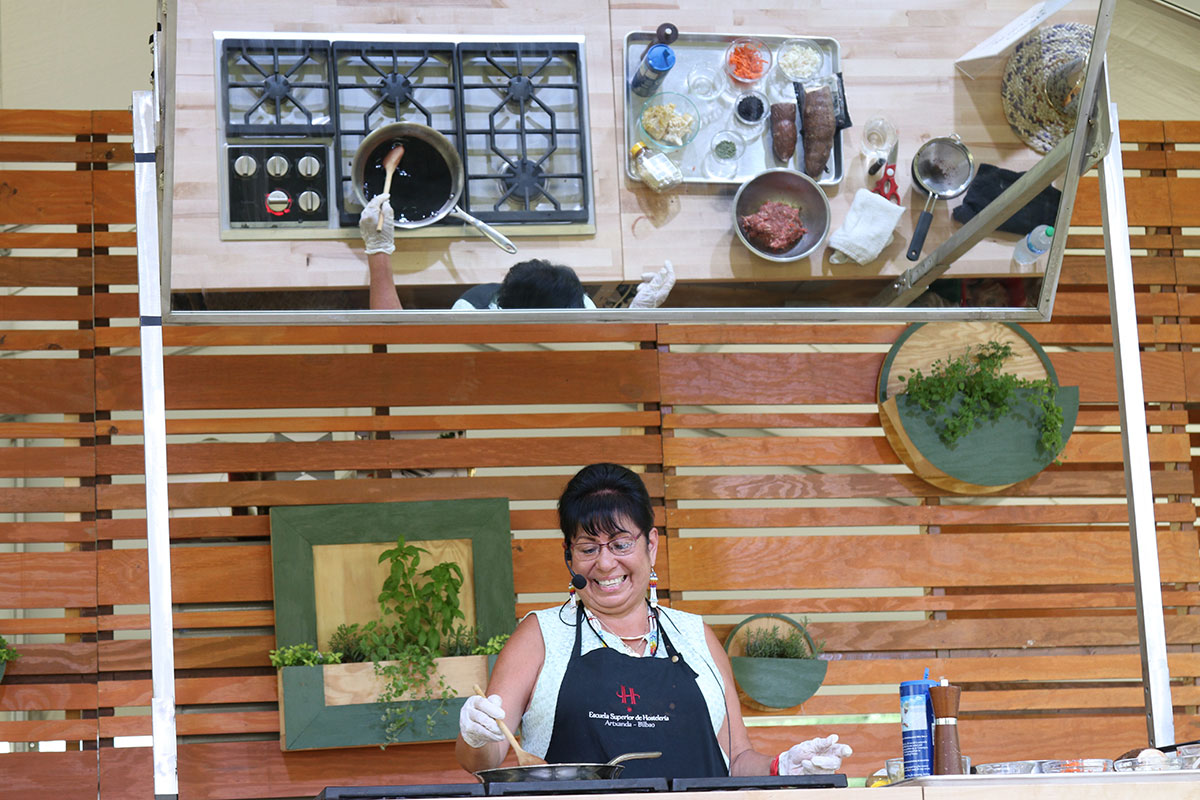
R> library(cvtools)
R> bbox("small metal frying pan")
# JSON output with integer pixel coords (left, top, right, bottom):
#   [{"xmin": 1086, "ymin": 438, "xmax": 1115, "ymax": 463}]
[
  {"xmin": 475, "ymin": 751, "xmax": 662, "ymax": 785},
  {"xmin": 906, "ymin": 134, "xmax": 975, "ymax": 261}
]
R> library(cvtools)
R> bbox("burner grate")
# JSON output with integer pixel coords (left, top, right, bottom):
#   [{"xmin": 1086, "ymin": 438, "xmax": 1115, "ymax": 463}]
[
  {"xmin": 316, "ymin": 783, "xmax": 484, "ymax": 800},
  {"xmin": 485, "ymin": 778, "xmax": 668, "ymax": 796},
  {"xmin": 221, "ymin": 40, "xmax": 333, "ymax": 136},
  {"xmin": 457, "ymin": 42, "xmax": 589, "ymax": 224},
  {"xmin": 331, "ymin": 41, "xmax": 458, "ymax": 226},
  {"xmin": 669, "ymin": 775, "xmax": 849, "ymax": 791}
]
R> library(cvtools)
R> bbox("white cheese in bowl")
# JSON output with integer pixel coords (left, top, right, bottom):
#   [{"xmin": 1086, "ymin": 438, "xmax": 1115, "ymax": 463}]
[{"xmin": 778, "ymin": 41, "xmax": 821, "ymax": 80}]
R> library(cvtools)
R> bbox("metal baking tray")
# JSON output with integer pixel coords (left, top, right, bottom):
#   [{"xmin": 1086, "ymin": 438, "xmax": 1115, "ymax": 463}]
[{"xmin": 623, "ymin": 31, "xmax": 844, "ymax": 187}]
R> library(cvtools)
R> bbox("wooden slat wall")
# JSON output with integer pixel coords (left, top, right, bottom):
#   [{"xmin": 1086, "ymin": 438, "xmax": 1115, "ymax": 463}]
[
  {"xmin": 659, "ymin": 118, "xmax": 1200, "ymax": 775},
  {"xmin": 91, "ymin": 315, "xmax": 664, "ymax": 799},
  {"xmin": 0, "ymin": 109, "xmax": 134, "ymax": 800},
  {"xmin": 2, "ymin": 113, "xmax": 1200, "ymax": 798}
]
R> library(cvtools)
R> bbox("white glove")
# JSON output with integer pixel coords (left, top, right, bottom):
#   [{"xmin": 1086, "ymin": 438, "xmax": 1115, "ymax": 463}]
[
  {"xmin": 359, "ymin": 194, "xmax": 395, "ymax": 255},
  {"xmin": 629, "ymin": 259, "xmax": 675, "ymax": 309},
  {"xmin": 777, "ymin": 734, "xmax": 853, "ymax": 775},
  {"xmin": 459, "ymin": 693, "xmax": 506, "ymax": 749}
]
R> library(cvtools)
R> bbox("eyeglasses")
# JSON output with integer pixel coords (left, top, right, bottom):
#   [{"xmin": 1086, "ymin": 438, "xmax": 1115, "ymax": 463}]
[{"xmin": 570, "ymin": 533, "xmax": 642, "ymax": 563}]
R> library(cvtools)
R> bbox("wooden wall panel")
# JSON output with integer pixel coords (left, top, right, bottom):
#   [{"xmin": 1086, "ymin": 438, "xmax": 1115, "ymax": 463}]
[{"xmin": 3, "ymin": 113, "xmax": 1200, "ymax": 799}]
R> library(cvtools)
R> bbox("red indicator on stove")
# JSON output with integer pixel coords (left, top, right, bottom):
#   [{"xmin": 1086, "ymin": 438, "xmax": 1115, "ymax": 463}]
[{"xmin": 264, "ymin": 189, "xmax": 292, "ymax": 216}]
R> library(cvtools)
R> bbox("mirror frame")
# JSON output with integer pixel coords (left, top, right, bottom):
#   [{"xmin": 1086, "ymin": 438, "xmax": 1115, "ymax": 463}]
[{"xmin": 155, "ymin": 0, "xmax": 1115, "ymax": 326}]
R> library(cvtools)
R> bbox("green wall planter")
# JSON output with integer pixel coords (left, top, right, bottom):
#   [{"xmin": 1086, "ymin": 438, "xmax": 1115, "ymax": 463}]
[
  {"xmin": 724, "ymin": 614, "xmax": 827, "ymax": 710},
  {"xmin": 270, "ymin": 498, "xmax": 515, "ymax": 750}
]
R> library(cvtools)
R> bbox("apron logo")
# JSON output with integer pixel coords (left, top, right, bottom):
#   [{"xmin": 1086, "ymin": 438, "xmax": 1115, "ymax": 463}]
[{"xmin": 617, "ymin": 684, "xmax": 640, "ymax": 711}]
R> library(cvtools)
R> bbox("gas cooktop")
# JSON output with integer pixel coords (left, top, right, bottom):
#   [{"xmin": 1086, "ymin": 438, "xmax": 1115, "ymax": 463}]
[
  {"xmin": 213, "ymin": 32, "xmax": 595, "ymax": 241},
  {"xmin": 315, "ymin": 775, "xmax": 848, "ymax": 799}
]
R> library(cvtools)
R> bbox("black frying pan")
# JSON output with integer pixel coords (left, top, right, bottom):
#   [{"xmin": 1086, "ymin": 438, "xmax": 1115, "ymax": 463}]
[{"xmin": 474, "ymin": 751, "xmax": 661, "ymax": 785}]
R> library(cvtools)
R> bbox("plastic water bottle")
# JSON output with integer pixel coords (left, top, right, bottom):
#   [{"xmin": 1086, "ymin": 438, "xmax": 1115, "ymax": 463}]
[{"xmin": 1013, "ymin": 224, "xmax": 1054, "ymax": 266}]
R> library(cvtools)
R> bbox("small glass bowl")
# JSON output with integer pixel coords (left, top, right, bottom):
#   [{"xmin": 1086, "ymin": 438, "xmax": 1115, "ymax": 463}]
[
  {"xmin": 703, "ymin": 129, "xmax": 745, "ymax": 180},
  {"xmin": 884, "ymin": 755, "xmax": 971, "ymax": 781},
  {"xmin": 1040, "ymin": 758, "xmax": 1113, "ymax": 773},
  {"xmin": 732, "ymin": 90, "xmax": 769, "ymax": 128},
  {"xmin": 637, "ymin": 91, "xmax": 701, "ymax": 152},
  {"xmin": 686, "ymin": 64, "xmax": 723, "ymax": 102},
  {"xmin": 724, "ymin": 37, "xmax": 772, "ymax": 84},
  {"xmin": 974, "ymin": 761, "xmax": 1038, "ymax": 775},
  {"xmin": 776, "ymin": 38, "xmax": 824, "ymax": 82},
  {"xmin": 1114, "ymin": 753, "xmax": 1182, "ymax": 772},
  {"xmin": 1177, "ymin": 743, "xmax": 1200, "ymax": 769}
]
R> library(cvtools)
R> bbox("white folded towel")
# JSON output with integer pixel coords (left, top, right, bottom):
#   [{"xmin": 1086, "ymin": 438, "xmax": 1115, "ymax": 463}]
[{"xmin": 828, "ymin": 188, "xmax": 906, "ymax": 265}]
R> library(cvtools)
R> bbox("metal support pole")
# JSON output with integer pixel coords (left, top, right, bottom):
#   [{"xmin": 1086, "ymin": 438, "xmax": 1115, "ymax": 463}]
[
  {"xmin": 133, "ymin": 89, "xmax": 180, "ymax": 799},
  {"xmin": 1098, "ymin": 86, "xmax": 1175, "ymax": 747}
]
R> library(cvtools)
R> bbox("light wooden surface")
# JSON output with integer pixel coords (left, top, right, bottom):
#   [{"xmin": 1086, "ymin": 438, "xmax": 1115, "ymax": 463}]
[{"xmin": 169, "ymin": 0, "xmax": 1102, "ymax": 293}]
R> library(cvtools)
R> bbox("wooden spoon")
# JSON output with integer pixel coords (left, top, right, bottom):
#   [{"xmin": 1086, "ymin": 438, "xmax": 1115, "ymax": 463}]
[
  {"xmin": 375, "ymin": 143, "xmax": 405, "ymax": 231},
  {"xmin": 472, "ymin": 684, "xmax": 546, "ymax": 767}
]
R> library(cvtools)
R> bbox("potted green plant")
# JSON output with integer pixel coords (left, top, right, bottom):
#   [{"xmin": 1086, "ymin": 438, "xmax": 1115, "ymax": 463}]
[
  {"xmin": 0, "ymin": 634, "xmax": 19, "ymax": 683},
  {"xmin": 878, "ymin": 325, "xmax": 1079, "ymax": 493},
  {"xmin": 724, "ymin": 614, "xmax": 827, "ymax": 710},
  {"xmin": 272, "ymin": 535, "xmax": 512, "ymax": 749}
]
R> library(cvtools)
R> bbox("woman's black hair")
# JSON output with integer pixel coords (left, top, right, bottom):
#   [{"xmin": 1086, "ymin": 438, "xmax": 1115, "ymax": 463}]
[
  {"xmin": 496, "ymin": 259, "xmax": 586, "ymax": 309},
  {"xmin": 557, "ymin": 463, "xmax": 654, "ymax": 544}
]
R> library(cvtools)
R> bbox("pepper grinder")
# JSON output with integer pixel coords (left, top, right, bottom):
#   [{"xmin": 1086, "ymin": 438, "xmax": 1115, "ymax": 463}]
[{"xmin": 929, "ymin": 678, "xmax": 963, "ymax": 775}]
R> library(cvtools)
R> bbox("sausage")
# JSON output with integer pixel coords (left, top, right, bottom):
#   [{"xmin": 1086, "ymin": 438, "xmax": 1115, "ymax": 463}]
[
  {"xmin": 801, "ymin": 86, "xmax": 835, "ymax": 177},
  {"xmin": 770, "ymin": 102, "xmax": 797, "ymax": 162}
]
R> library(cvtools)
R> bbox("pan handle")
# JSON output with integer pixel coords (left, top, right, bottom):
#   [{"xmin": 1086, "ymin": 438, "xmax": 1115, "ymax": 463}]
[
  {"xmin": 449, "ymin": 207, "xmax": 518, "ymax": 255},
  {"xmin": 605, "ymin": 751, "xmax": 662, "ymax": 766},
  {"xmin": 906, "ymin": 193, "xmax": 938, "ymax": 262}
]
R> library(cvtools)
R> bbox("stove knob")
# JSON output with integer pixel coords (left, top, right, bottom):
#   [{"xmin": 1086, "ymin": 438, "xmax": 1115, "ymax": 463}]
[
  {"xmin": 232, "ymin": 154, "xmax": 257, "ymax": 178},
  {"xmin": 297, "ymin": 190, "xmax": 322, "ymax": 214},
  {"xmin": 265, "ymin": 154, "xmax": 290, "ymax": 178},
  {"xmin": 265, "ymin": 189, "xmax": 292, "ymax": 216},
  {"xmin": 297, "ymin": 155, "xmax": 322, "ymax": 179}
]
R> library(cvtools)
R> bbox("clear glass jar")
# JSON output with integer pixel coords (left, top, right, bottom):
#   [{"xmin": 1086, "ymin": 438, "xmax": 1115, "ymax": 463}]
[{"xmin": 630, "ymin": 141, "xmax": 682, "ymax": 193}]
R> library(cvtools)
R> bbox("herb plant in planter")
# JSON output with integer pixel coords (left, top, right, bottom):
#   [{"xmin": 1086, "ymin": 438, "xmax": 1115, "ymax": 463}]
[
  {"xmin": 723, "ymin": 614, "xmax": 827, "ymax": 710},
  {"xmin": 0, "ymin": 634, "xmax": 19, "ymax": 683},
  {"xmin": 268, "ymin": 497, "xmax": 516, "ymax": 751},
  {"xmin": 878, "ymin": 323, "xmax": 1079, "ymax": 494}
]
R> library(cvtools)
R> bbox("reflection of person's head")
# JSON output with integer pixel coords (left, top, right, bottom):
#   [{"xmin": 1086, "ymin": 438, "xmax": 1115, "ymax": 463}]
[
  {"xmin": 496, "ymin": 259, "xmax": 585, "ymax": 309},
  {"xmin": 557, "ymin": 463, "xmax": 654, "ymax": 545}
]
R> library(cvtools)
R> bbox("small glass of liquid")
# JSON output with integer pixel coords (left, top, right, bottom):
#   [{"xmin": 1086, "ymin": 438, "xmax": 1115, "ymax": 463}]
[{"xmin": 860, "ymin": 117, "xmax": 898, "ymax": 161}]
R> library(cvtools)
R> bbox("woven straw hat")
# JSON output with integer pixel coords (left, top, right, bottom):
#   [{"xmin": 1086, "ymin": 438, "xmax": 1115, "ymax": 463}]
[{"xmin": 1001, "ymin": 23, "xmax": 1095, "ymax": 154}]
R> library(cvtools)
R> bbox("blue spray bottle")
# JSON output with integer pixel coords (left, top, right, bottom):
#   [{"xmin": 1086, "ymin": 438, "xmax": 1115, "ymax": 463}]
[{"xmin": 899, "ymin": 668, "xmax": 938, "ymax": 779}]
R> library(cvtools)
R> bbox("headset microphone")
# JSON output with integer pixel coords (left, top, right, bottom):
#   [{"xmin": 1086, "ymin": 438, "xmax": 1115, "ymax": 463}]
[{"xmin": 564, "ymin": 549, "xmax": 587, "ymax": 590}]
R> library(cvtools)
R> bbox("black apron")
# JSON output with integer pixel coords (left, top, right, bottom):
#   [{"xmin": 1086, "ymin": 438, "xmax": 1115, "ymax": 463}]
[{"xmin": 543, "ymin": 604, "xmax": 729, "ymax": 778}]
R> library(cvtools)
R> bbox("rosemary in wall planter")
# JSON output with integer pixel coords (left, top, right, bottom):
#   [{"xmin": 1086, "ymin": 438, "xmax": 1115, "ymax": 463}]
[{"xmin": 723, "ymin": 614, "xmax": 827, "ymax": 710}]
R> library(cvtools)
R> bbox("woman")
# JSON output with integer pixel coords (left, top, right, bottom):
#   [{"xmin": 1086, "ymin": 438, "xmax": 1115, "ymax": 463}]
[{"xmin": 455, "ymin": 463, "xmax": 851, "ymax": 778}]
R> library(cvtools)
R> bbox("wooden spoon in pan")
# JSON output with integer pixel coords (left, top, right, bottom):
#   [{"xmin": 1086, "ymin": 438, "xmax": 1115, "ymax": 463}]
[
  {"xmin": 472, "ymin": 683, "xmax": 546, "ymax": 767},
  {"xmin": 375, "ymin": 143, "xmax": 405, "ymax": 232}
]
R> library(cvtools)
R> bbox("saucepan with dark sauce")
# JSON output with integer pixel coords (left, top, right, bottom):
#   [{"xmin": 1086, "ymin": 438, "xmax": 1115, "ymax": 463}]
[{"xmin": 351, "ymin": 122, "xmax": 517, "ymax": 254}]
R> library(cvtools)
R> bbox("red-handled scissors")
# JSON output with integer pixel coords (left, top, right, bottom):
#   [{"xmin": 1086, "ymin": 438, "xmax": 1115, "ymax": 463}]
[{"xmin": 872, "ymin": 142, "xmax": 900, "ymax": 204}]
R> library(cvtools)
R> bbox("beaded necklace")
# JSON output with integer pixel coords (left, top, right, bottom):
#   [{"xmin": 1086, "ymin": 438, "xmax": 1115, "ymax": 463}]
[{"xmin": 582, "ymin": 603, "xmax": 660, "ymax": 657}]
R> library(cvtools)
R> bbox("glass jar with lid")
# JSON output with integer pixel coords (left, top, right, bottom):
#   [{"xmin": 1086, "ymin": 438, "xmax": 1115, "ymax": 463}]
[{"xmin": 630, "ymin": 141, "xmax": 682, "ymax": 193}]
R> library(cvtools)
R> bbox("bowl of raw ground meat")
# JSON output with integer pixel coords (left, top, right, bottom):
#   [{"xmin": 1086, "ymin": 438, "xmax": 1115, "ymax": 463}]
[{"xmin": 733, "ymin": 168, "xmax": 830, "ymax": 262}]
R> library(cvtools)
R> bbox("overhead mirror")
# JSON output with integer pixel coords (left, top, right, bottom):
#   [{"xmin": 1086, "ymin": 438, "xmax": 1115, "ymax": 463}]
[{"xmin": 156, "ymin": 0, "xmax": 1111, "ymax": 324}]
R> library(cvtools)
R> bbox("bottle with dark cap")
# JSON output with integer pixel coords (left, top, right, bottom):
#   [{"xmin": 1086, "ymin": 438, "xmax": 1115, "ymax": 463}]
[{"xmin": 631, "ymin": 43, "xmax": 676, "ymax": 97}]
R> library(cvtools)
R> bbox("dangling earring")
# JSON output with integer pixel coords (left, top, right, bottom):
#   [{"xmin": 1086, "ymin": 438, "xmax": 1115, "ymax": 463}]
[
  {"xmin": 648, "ymin": 569, "xmax": 659, "ymax": 609},
  {"xmin": 568, "ymin": 582, "xmax": 578, "ymax": 608}
]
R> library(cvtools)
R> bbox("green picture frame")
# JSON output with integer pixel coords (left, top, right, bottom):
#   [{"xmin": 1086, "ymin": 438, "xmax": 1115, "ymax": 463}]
[{"xmin": 270, "ymin": 498, "xmax": 515, "ymax": 750}]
